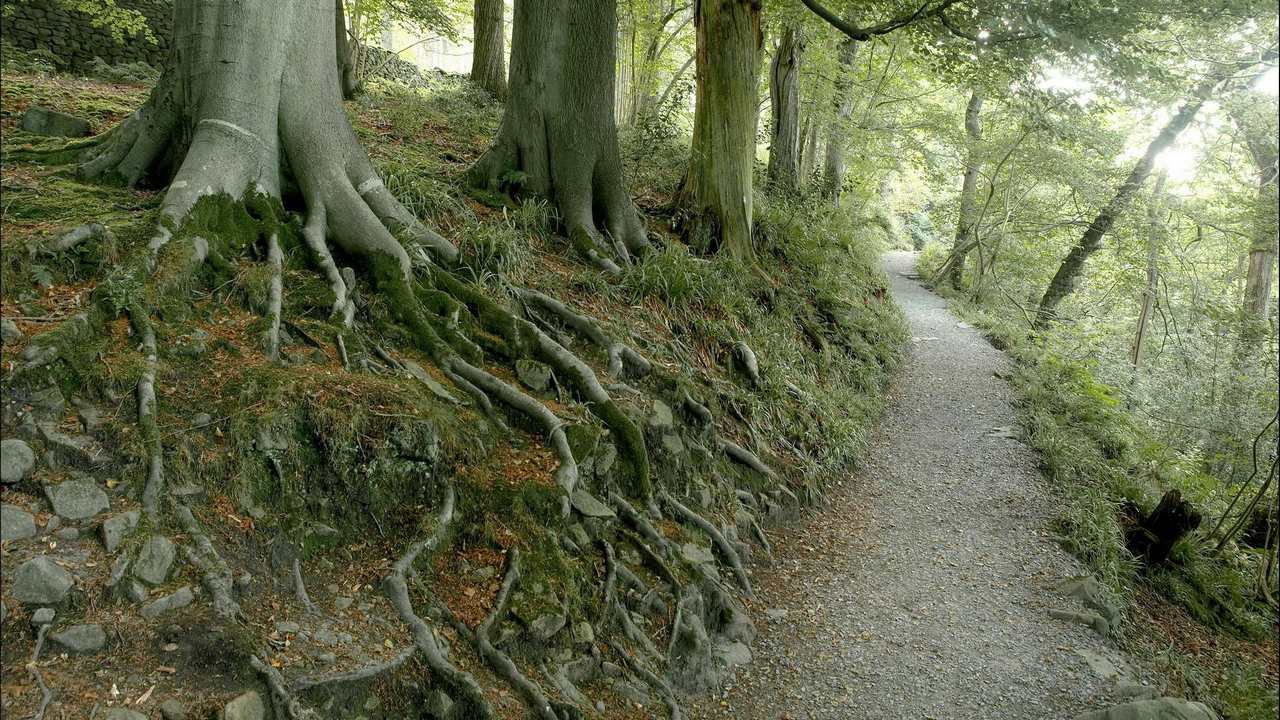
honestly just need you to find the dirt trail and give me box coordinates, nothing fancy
[690,251,1139,720]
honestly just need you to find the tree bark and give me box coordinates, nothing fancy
[1131,173,1165,369]
[674,0,763,261]
[470,0,649,271]
[1034,73,1224,328]
[943,89,983,289]
[822,37,857,202]
[1241,119,1278,324]
[471,0,507,99]
[766,26,804,194]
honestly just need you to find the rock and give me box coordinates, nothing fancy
[158,698,189,720]
[594,442,617,477]
[101,510,140,552]
[403,360,460,403]
[648,399,675,431]
[124,580,149,603]
[141,586,193,619]
[1049,608,1110,637]
[11,556,74,604]
[571,621,595,645]
[1115,682,1160,701]
[527,614,567,641]
[29,386,66,422]
[1,439,36,483]
[39,423,106,467]
[45,515,61,531]
[666,591,719,693]
[1074,698,1219,720]
[1,504,37,541]
[191,412,213,428]
[50,623,106,653]
[44,478,109,520]
[764,608,789,621]
[660,433,685,455]
[716,640,752,667]
[222,691,266,720]
[19,106,91,137]
[104,710,148,720]
[1,317,21,343]
[1057,575,1122,631]
[53,527,79,541]
[611,680,650,706]
[516,359,553,393]
[567,523,591,548]
[334,596,353,610]
[314,628,349,646]
[31,607,55,626]
[316,652,337,664]
[680,543,715,565]
[133,535,176,585]
[570,489,615,519]
[274,621,301,634]
[563,656,599,684]
[425,689,454,718]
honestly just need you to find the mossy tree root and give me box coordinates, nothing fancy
[175,504,243,618]
[718,438,778,481]
[265,232,284,361]
[251,654,317,720]
[475,549,561,720]
[127,307,165,518]
[290,647,415,693]
[516,287,652,379]
[382,486,494,719]
[661,492,754,598]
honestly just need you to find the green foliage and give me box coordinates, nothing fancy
[56,0,156,45]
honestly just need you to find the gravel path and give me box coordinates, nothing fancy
[689,251,1137,720]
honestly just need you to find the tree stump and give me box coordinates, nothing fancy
[1125,489,1202,566]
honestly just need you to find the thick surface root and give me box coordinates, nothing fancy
[474,549,560,720]
[175,504,242,618]
[663,492,754,597]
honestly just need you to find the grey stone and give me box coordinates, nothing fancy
[101,510,140,552]
[19,107,91,137]
[44,478,109,520]
[11,556,74,604]
[39,423,106,467]
[316,652,337,664]
[1,317,21,343]
[648,400,675,430]
[1074,698,1218,720]
[44,515,60,531]
[716,640,752,666]
[314,628,348,646]
[594,442,617,476]
[570,489,615,519]
[275,621,301,634]
[124,580,149,603]
[75,403,104,432]
[1049,608,1110,637]
[50,623,106,653]
[563,656,599,684]
[602,661,624,678]
[53,526,79,541]
[29,386,65,422]
[764,608,789,621]
[222,691,266,720]
[516,359,553,393]
[1057,575,1122,630]
[425,689,454,718]
[334,596,353,610]
[1,504,37,541]
[141,586,193,619]
[104,710,148,720]
[681,543,715,565]
[133,535,176,585]
[403,360,460,403]
[158,698,189,720]
[567,523,591,548]
[31,607,55,626]
[571,620,595,645]
[191,412,213,428]
[660,433,685,455]
[527,613,566,641]
[1,439,36,483]
[611,680,650,706]
[1115,682,1160,701]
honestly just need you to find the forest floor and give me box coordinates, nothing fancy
[690,251,1153,720]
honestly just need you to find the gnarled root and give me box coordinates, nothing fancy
[290,647,414,693]
[175,504,243,618]
[265,232,284,361]
[516,287,651,379]
[251,654,317,720]
[26,623,54,720]
[662,493,753,598]
[718,438,778,480]
[292,558,318,615]
[43,222,114,254]
[382,487,493,718]
[475,549,561,720]
[128,308,165,517]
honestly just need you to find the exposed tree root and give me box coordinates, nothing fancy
[265,233,284,361]
[750,518,773,560]
[718,438,778,480]
[26,623,54,720]
[732,341,761,388]
[291,558,318,615]
[475,549,561,720]
[662,493,754,598]
[290,647,415,693]
[44,222,114,254]
[251,654,317,720]
[382,486,493,718]
[599,541,683,720]
[127,308,165,518]
[175,504,242,618]
[516,287,651,379]
[681,392,714,427]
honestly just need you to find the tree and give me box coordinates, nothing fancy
[470,0,507,98]
[469,0,650,272]
[943,89,984,289]
[1232,93,1279,325]
[822,36,858,201]
[766,25,804,193]
[673,0,763,261]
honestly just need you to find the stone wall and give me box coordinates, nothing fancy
[2,0,171,69]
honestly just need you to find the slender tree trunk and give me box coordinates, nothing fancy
[823,37,857,202]
[335,0,360,99]
[1242,131,1278,324]
[798,109,818,181]
[1131,173,1166,369]
[470,0,649,271]
[471,0,507,99]
[674,0,762,260]
[1035,73,1224,328]
[766,26,804,194]
[944,89,983,289]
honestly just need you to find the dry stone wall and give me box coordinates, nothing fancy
[2,0,171,69]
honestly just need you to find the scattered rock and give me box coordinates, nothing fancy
[191,412,213,428]
[1,439,36,483]
[73,398,104,432]
[222,690,266,720]
[1057,575,1122,631]
[11,556,74,604]
[424,689,454,718]
[716,640,752,666]
[594,442,617,477]
[133,535,176,585]
[567,523,591,548]
[403,360,460,403]
[44,515,61,531]
[1,504,37,541]
[516,359,554,393]
[660,433,685,455]
[648,399,675,431]
[571,620,595,645]
[334,596,353,610]
[50,623,106,654]
[680,543,715,565]
[275,621,301,634]
[104,709,148,720]
[141,586,194,619]
[39,424,106,467]
[764,608,789,621]
[1,317,21,343]
[125,580,149,603]
[19,106,91,137]
[611,680,650,706]
[527,613,567,641]
[101,510,140,552]
[1115,682,1160,701]
[1049,608,1109,637]
[1074,698,1219,720]
[53,527,80,541]
[31,607,55,626]
[159,698,189,720]
[44,478,109,520]
[570,489,615,519]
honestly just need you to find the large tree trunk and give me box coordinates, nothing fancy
[822,37,857,202]
[471,0,507,99]
[765,26,803,194]
[470,0,648,272]
[943,90,984,290]
[1034,73,1222,328]
[674,0,762,261]
[1241,122,1278,324]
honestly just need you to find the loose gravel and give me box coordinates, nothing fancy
[689,251,1135,720]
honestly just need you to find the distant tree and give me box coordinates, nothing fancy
[470,0,506,98]
[766,25,804,194]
